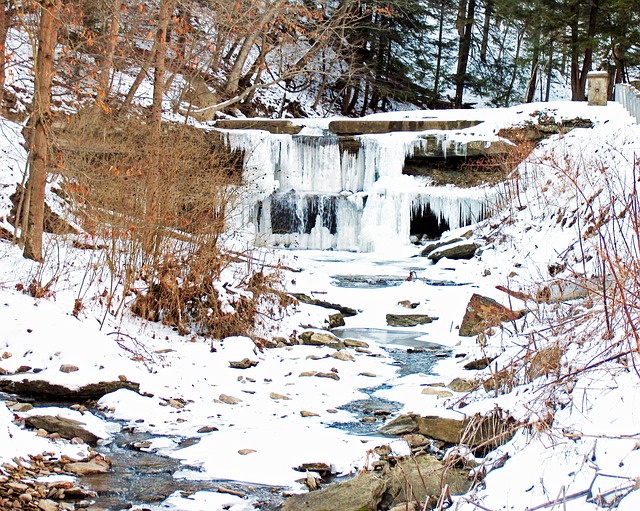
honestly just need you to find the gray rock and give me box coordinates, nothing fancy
[64,457,110,476]
[282,471,387,511]
[59,364,79,373]
[330,350,355,362]
[378,414,419,436]
[298,330,345,349]
[420,237,464,257]
[282,454,471,511]
[229,358,258,369]
[24,415,100,445]
[386,314,437,327]
[428,240,479,262]
[447,378,480,393]
[327,312,345,328]
[343,339,369,349]
[218,394,242,405]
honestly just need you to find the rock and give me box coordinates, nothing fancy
[270,392,291,400]
[282,454,471,511]
[327,312,345,328]
[64,457,110,476]
[167,399,186,408]
[291,293,358,316]
[463,356,496,370]
[415,415,469,444]
[8,402,33,412]
[229,358,258,369]
[344,339,369,349]
[315,372,340,381]
[24,415,100,445]
[420,237,464,257]
[294,462,333,476]
[330,350,355,362]
[385,456,471,508]
[282,472,387,511]
[459,294,526,337]
[238,449,256,455]
[359,372,377,377]
[379,414,419,436]
[447,378,479,393]
[0,379,140,400]
[398,300,419,309]
[386,314,437,327]
[197,426,219,433]
[17,365,32,373]
[300,410,320,417]
[218,394,242,405]
[37,499,59,511]
[403,433,429,449]
[382,410,515,453]
[428,240,479,262]
[421,387,454,398]
[298,330,345,349]
[59,364,79,373]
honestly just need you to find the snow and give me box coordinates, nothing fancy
[1,99,640,511]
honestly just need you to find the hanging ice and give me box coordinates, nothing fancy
[222,128,498,252]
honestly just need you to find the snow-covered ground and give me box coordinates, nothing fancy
[1,99,640,511]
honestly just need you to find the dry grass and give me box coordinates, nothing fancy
[54,107,290,339]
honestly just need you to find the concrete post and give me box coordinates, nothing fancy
[587,71,610,106]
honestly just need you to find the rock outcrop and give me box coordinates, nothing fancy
[459,294,526,337]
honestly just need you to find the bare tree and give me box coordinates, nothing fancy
[22,0,60,261]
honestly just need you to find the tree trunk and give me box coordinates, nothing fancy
[98,0,122,99]
[577,0,600,100]
[23,0,59,262]
[525,31,540,103]
[545,43,554,102]
[433,0,445,95]
[505,27,523,106]
[454,0,476,108]
[120,47,156,113]
[224,0,287,96]
[0,0,13,108]
[150,0,174,130]
[480,0,492,63]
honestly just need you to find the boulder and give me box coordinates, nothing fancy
[229,358,258,369]
[298,330,345,349]
[384,455,471,508]
[386,314,437,327]
[428,240,479,262]
[327,312,345,329]
[281,454,471,511]
[380,410,516,452]
[282,472,387,511]
[378,414,419,436]
[64,456,110,476]
[24,415,100,445]
[459,294,526,337]
[447,378,480,393]
[463,356,496,370]
[420,237,464,257]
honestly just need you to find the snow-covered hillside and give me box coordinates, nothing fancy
[1,99,640,511]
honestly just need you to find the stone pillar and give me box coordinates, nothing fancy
[587,71,610,106]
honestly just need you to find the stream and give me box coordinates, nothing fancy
[76,326,450,510]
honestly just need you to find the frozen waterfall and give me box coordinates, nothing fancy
[223,129,498,252]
